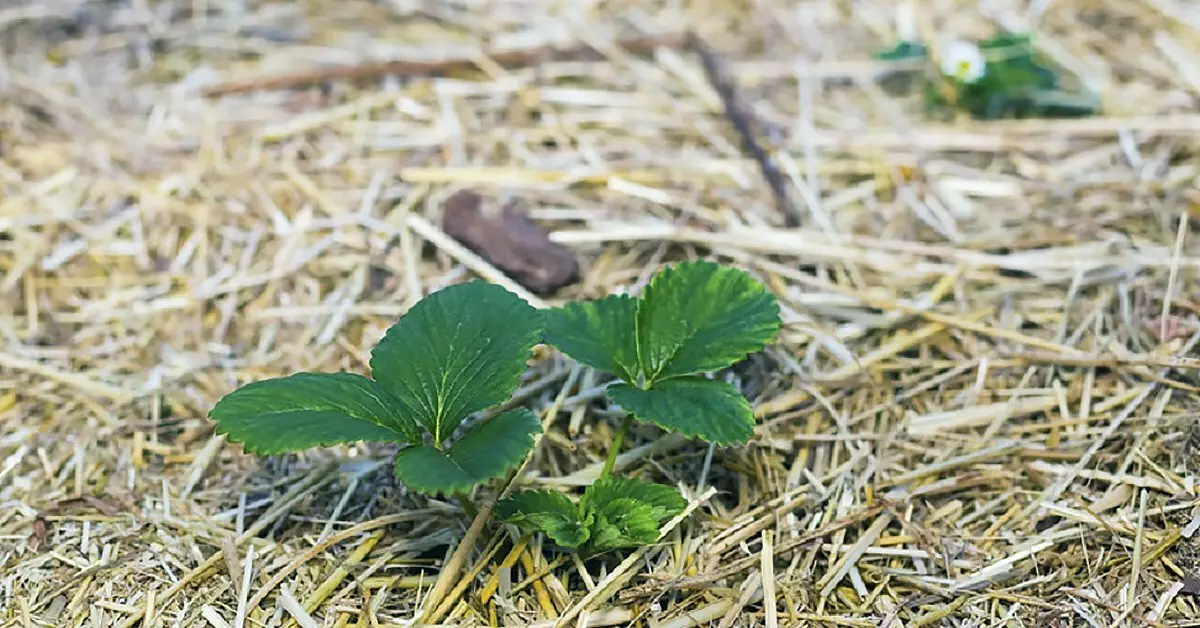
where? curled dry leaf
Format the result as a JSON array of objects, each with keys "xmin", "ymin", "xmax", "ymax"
[
  {"xmin": 441, "ymin": 190, "xmax": 579, "ymax": 294},
  {"xmin": 27, "ymin": 517, "xmax": 46, "ymax": 552}
]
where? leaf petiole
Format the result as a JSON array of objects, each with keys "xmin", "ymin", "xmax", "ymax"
[
  {"xmin": 600, "ymin": 414, "xmax": 633, "ymax": 480},
  {"xmin": 456, "ymin": 491, "xmax": 478, "ymax": 520}
]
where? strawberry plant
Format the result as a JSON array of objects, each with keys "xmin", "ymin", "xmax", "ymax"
[
  {"xmin": 875, "ymin": 31, "xmax": 1099, "ymax": 120},
  {"xmin": 497, "ymin": 261, "xmax": 781, "ymax": 554},
  {"xmin": 207, "ymin": 261, "xmax": 781, "ymax": 555},
  {"xmin": 207, "ymin": 281, "xmax": 544, "ymax": 497}
]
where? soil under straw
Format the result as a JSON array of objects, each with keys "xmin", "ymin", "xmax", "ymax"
[{"xmin": 3, "ymin": 0, "xmax": 1200, "ymax": 626}]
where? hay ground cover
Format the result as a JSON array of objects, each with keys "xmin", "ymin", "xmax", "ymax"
[{"xmin": 3, "ymin": 0, "xmax": 1200, "ymax": 625}]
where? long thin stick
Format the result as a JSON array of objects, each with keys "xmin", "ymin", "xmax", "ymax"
[
  {"xmin": 688, "ymin": 31, "xmax": 802, "ymax": 227},
  {"xmin": 202, "ymin": 32, "xmax": 685, "ymax": 97}
]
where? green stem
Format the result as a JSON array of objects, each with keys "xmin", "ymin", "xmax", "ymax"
[
  {"xmin": 600, "ymin": 414, "xmax": 633, "ymax": 480},
  {"xmin": 455, "ymin": 491, "xmax": 478, "ymax": 520}
]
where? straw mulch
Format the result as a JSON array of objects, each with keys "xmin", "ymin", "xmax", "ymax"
[{"xmin": 3, "ymin": 0, "xmax": 1200, "ymax": 626}]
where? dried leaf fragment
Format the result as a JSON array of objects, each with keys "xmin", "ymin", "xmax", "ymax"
[
  {"xmin": 441, "ymin": 190, "xmax": 578, "ymax": 294},
  {"xmin": 1182, "ymin": 573, "xmax": 1200, "ymax": 596}
]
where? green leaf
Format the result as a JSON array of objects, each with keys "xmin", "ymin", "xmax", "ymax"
[
  {"xmin": 978, "ymin": 31, "xmax": 1032, "ymax": 52},
  {"xmin": 496, "ymin": 478, "xmax": 686, "ymax": 555},
  {"xmin": 209, "ymin": 372, "xmax": 417, "ymax": 454},
  {"xmin": 370, "ymin": 281, "xmax": 542, "ymax": 443},
  {"xmin": 874, "ymin": 40, "xmax": 927, "ymax": 62},
  {"xmin": 586, "ymin": 498, "xmax": 664, "ymax": 553},
  {"xmin": 496, "ymin": 490, "xmax": 591, "ymax": 548},
  {"xmin": 543, "ymin": 295, "xmax": 640, "ymax": 383},
  {"xmin": 607, "ymin": 377, "xmax": 755, "ymax": 445},
  {"xmin": 581, "ymin": 476, "xmax": 686, "ymax": 521},
  {"xmin": 392, "ymin": 408, "xmax": 540, "ymax": 495},
  {"xmin": 581, "ymin": 477, "xmax": 685, "ymax": 554},
  {"xmin": 635, "ymin": 261, "xmax": 780, "ymax": 382}
]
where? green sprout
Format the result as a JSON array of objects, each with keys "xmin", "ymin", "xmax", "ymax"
[
  {"xmin": 208, "ymin": 281, "xmax": 544, "ymax": 497},
  {"xmin": 497, "ymin": 261, "xmax": 782, "ymax": 555}
]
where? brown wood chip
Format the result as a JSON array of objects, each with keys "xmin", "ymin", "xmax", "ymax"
[
  {"xmin": 441, "ymin": 190, "xmax": 579, "ymax": 295},
  {"xmin": 1182, "ymin": 574, "xmax": 1200, "ymax": 596}
]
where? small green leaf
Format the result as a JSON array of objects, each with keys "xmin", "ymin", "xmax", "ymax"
[
  {"xmin": 209, "ymin": 372, "xmax": 418, "ymax": 454},
  {"xmin": 543, "ymin": 295, "xmax": 640, "ymax": 383},
  {"xmin": 581, "ymin": 477, "xmax": 685, "ymax": 554},
  {"xmin": 978, "ymin": 32, "xmax": 1033, "ymax": 52},
  {"xmin": 635, "ymin": 261, "xmax": 780, "ymax": 382},
  {"xmin": 607, "ymin": 377, "xmax": 754, "ymax": 445},
  {"xmin": 586, "ymin": 499, "xmax": 664, "ymax": 553},
  {"xmin": 370, "ymin": 281, "xmax": 542, "ymax": 443},
  {"xmin": 496, "ymin": 490, "xmax": 591, "ymax": 548},
  {"xmin": 581, "ymin": 476, "xmax": 686, "ymax": 521},
  {"xmin": 392, "ymin": 408, "xmax": 540, "ymax": 495},
  {"xmin": 874, "ymin": 40, "xmax": 927, "ymax": 62}
]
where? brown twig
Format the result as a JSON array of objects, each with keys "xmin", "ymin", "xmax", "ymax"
[
  {"xmin": 997, "ymin": 350, "xmax": 1200, "ymax": 370},
  {"xmin": 686, "ymin": 31, "xmax": 803, "ymax": 228},
  {"xmin": 201, "ymin": 32, "xmax": 686, "ymax": 98}
]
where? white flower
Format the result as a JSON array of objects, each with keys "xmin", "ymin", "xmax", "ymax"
[{"xmin": 940, "ymin": 39, "xmax": 987, "ymax": 84}]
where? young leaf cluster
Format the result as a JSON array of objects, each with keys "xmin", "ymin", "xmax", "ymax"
[
  {"xmin": 541, "ymin": 260, "xmax": 781, "ymax": 445},
  {"xmin": 208, "ymin": 281, "xmax": 544, "ymax": 497},
  {"xmin": 496, "ymin": 477, "xmax": 686, "ymax": 555}
]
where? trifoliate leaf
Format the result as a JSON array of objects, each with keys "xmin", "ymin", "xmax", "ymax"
[
  {"xmin": 496, "ymin": 490, "xmax": 591, "ymax": 548},
  {"xmin": 635, "ymin": 261, "xmax": 780, "ymax": 383},
  {"xmin": 209, "ymin": 372, "xmax": 418, "ymax": 454},
  {"xmin": 392, "ymin": 408, "xmax": 540, "ymax": 495},
  {"xmin": 542, "ymin": 295, "xmax": 640, "ymax": 383},
  {"xmin": 607, "ymin": 377, "xmax": 755, "ymax": 445},
  {"xmin": 370, "ymin": 281, "xmax": 542, "ymax": 443}
]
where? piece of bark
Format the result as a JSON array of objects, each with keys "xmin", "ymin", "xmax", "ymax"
[
  {"xmin": 441, "ymin": 190, "xmax": 579, "ymax": 295},
  {"xmin": 1183, "ymin": 573, "xmax": 1200, "ymax": 596}
]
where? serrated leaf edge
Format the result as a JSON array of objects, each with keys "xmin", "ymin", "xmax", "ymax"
[
  {"xmin": 392, "ymin": 444, "xmax": 513, "ymax": 495},
  {"xmin": 605, "ymin": 381, "xmax": 755, "ymax": 446},
  {"xmin": 544, "ymin": 294, "xmax": 640, "ymax": 384},
  {"xmin": 212, "ymin": 422, "xmax": 405, "ymax": 456},
  {"xmin": 498, "ymin": 478, "xmax": 687, "ymax": 554},
  {"xmin": 391, "ymin": 410, "xmax": 542, "ymax": 496},
  {"xmin": 207, "ymin": 372, "xmax": 417, "ymax": 454},
  {"xmin": 635, "ymin": 261, "xmax": 782, "ymax": 385},
  {"xmin": 368, "ymin": 280, "xmax": 543, "ymax": 443},
  {"xmin": 579, "ymin": 479, "xmax": 685, "ymax": 555},
  {"xmin": 496, "ymin": 490, "xmax": 592, "ymax": 549}
]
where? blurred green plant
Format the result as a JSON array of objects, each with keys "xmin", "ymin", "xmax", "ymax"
[{"xmin": 875, "ymin": 31, "xmax": 1099, "ymax": 120}]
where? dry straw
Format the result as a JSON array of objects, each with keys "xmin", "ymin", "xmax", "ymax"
[{"xmin": 3, "ymin": 0, "xmax": 1200, "ymax": 625}]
